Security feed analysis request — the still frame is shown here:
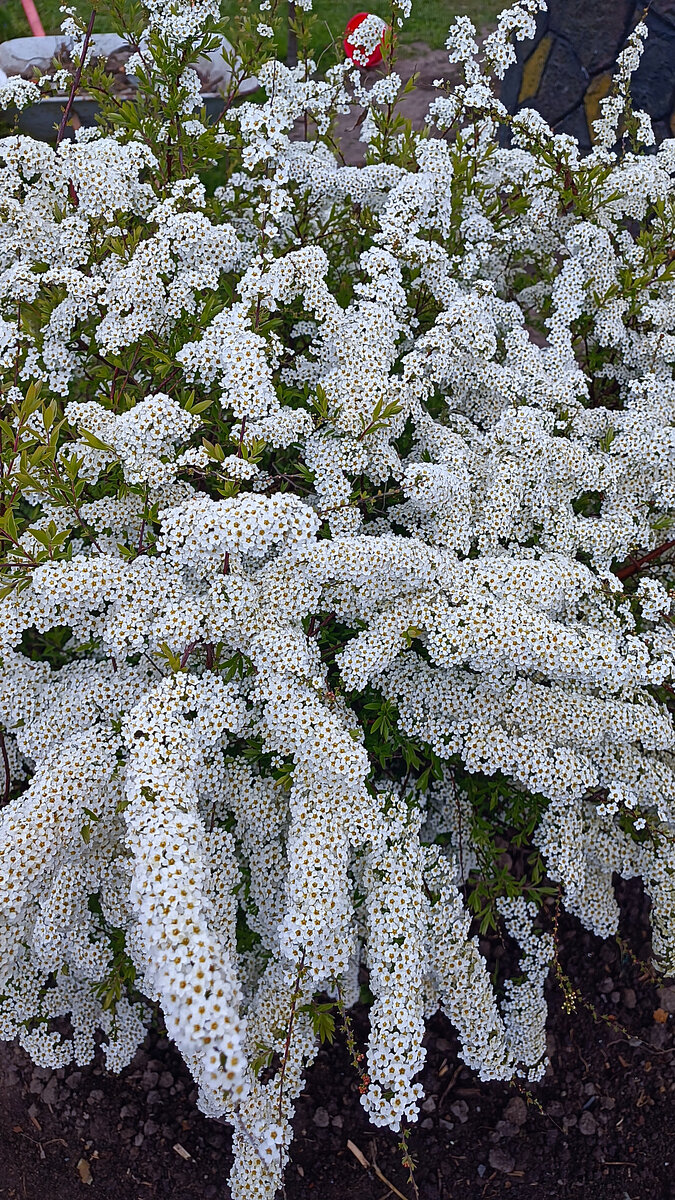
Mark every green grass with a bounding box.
[1,0,503,54]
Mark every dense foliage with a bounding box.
[0,2,674,1195]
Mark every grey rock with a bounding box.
[504,1095,528,1126]
[494,1120,519,1139]
[312,1106,330,1128]
[658,985,675,1013]
[548,0,634,74]
[578,1111,597,1136]
[0,34,130,80]
[40,1077,59,1106]
[623,988,637,1010]
[194,38,258,96]
[649,1023,670,1050]
[421,1118,434,1130]
[489,1147,515,1174]
[450,1099,469,1124]
[421,1095,437,1113]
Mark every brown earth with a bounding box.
[0,878,673,1200]
[329,46,462,163]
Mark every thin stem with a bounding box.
[617,538,675,581]
[56,10,96,145]
[0,731,11,807]
[277,951,306,1123]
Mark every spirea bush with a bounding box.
[0,0,674,1193]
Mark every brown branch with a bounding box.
[277,951,306,1123]
[0,731,11,807]
[56,10,96,145]
[616,538,675,581]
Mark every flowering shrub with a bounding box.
[1,0,674,1194]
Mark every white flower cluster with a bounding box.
[1,1,675,1195]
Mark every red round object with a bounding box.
[343,12,387,68]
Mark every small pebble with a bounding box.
[313,1107,330,1128]
[503,1096,527,1126]
[578,1111,597,1136]
[489,1147,515,1174]
[658,986,675,1014]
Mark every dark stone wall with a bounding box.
[501,1,675,149]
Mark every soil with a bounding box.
[0,878,672,1200]
[334,46,463,163]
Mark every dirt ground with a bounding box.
[329,46,461,163]
[0,877,673,1200]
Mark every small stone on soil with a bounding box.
[503,1096,528,1126]
[578,1111,597,1136]
[489,1147,515,1173]
[450,1099,469,1124]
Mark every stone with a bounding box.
[658,986,675,1013]
[40,1077,59,1106]
[534,38,587,125]
[503,1096,528,1126]
[578,1111,597,1136]
[312,1106,330,1128]
[0,34,130,80]
[632,38,675,119]
[195,39,258,97]
[494,1120,519,1139]
[548,0,635,74]
[649,1023,670,1050]
[422,1096,437,1113]
[623,988,637,1010]
[489,1147,515,1174]
[450,1100,469,1124]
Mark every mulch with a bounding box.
[0,878,673,1200]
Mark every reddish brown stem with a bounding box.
[0,732,11,807]
[616,538,675,581]
[56,10,96,145]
